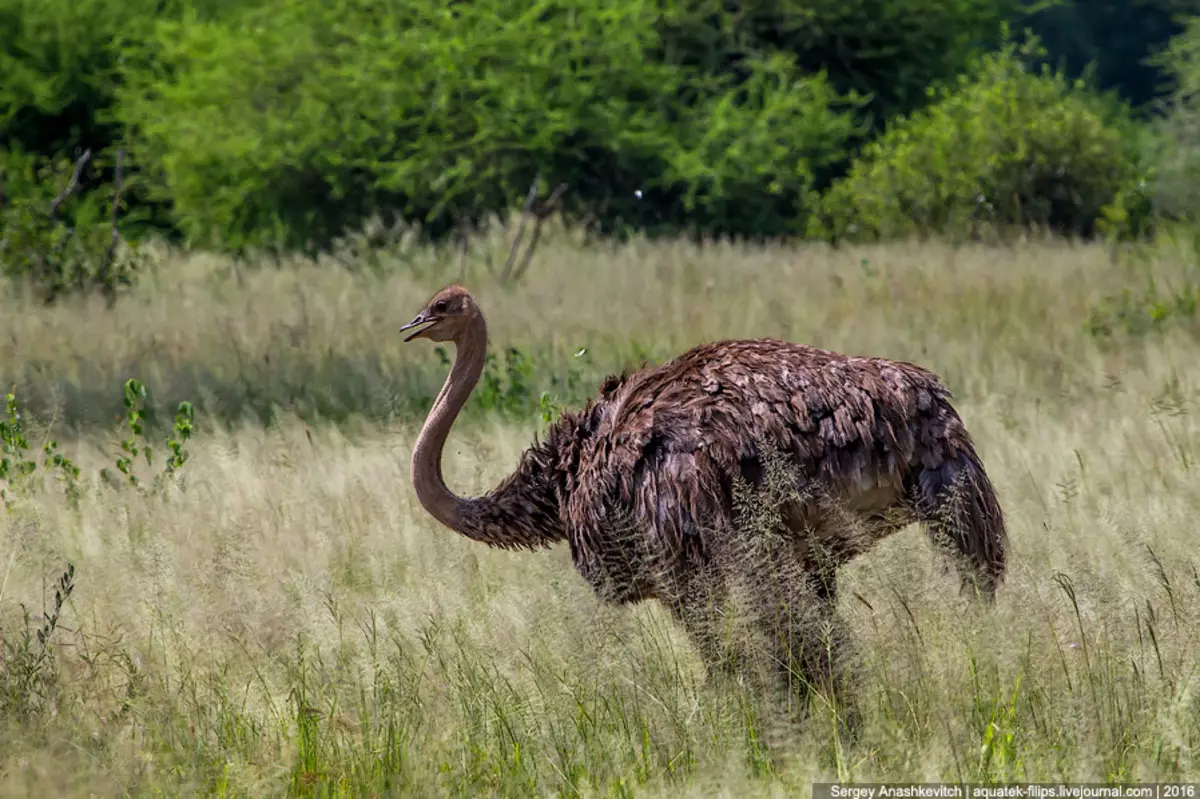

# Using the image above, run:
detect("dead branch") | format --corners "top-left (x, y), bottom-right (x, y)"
top-left (103, 149), bottom-right (126, 266)
top-left (48, 149), bottom-right (92, 221)
top-left (449, 175), bottom-right (569, 287)
top-left (498, 174), bottom-right (543, 284)
top-left (99, 149), bottom-right (126, 308)
top-left (509, 181), bottom-right (568, 283)
top-left (497, 174), bottom-right (569, 285)
top-left (40, 149), bottom-right (96, 297)
top-left (456, 216), bottom-right (496, 283)
top-left (457, 216), bottom-right (471, 282)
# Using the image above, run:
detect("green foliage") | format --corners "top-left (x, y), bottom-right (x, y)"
top-left (660, 0), bottom-right (1031, 124)
top-left (165, 400), bottom-right (194, 477)
top-left (41, 436), bottom-right (83, 507)
top-left (1095, 171), bottom-right (1158, 242)
top-left (102, 377), bottom-right (195, 491)
top-left (1085, 285), bottom-right (1199, 338)
top-left (4, 0), bottom-right (1193, 257)
top-left (0, 392), bottom-right (38, 508)
top-left (813, 38), bottom-right (1144, 242)
top-left (539, 347), bottom-right (593, 424)
top-left (3, 0), bottom-right (1189, 252)
top-left (1085, 231), bottom-right (1200, 338)
top-left (0, 563), bottom-right (75, 722)
top-left (0, 0), bottom-right (263, 239)
top-left (0, 0), bottom-right (153, 156)
top-left (433, 343), bottom-right (593, 421)
top-left (113, 0), bottom-right (863, 252)
top-left (1, 380), bottom-right (197, 508)
top-left (0, 147), bottom-right (145, 304)
top-left (1142, 15), bottom-right (1200, 223)
top-left (1086, 273), bottom-right (1200, 339)
top-left (664, 51), bottom-right (866, 239)
top-left (1022, 0), bottom-right (1200, 110)
top-left (1, 391), bottom-right (81, 510)
top-left (114, 378), bottom-right (151, 486)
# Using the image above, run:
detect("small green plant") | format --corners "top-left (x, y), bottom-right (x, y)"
top-left (474, 348), bottom-right (536, 416)
top-left (101, 378), bottom-right (198, 490)
top-left (1, 392), bottom-right (82, 509)
top-left (538, 392), bottom-right (560, 424)
top-left (432, 343), bottom-right (596, 423)
top-left (164, 401), bottom-right (195, 476)
top-left (2, 381), bottom-right (194, 506)
top-left (0, 562), bottom-right (76, 721)
top-left (114, 378), bottom-right (152, 487)
top-left (1085, 282), bottom-right (1199, 339)
top-left (539, 347), bottom-right (591, 424)
top-left (434, 345), bottom-right (540, 417)
top-left (0, 392), bottom-right (38, 508)
top-left (41, 438), bottom-right (82, 507)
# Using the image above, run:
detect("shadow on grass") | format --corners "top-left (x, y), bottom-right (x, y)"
top-left (5, 342), bottom-right (629, 435)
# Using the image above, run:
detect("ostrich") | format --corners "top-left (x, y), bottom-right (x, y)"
top-left (402, 284), bottom-right (1007, 714)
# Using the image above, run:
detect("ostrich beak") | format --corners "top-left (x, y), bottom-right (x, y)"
top-left (400, 312), bottom-right (434, 342)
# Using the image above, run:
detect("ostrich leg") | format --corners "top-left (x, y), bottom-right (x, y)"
top-left (663, 567), bottom-right (744, 682)
top-left (767, 558), bottom-right (861, 734)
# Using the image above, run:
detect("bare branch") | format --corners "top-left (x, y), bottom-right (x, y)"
top-left (48, 149), bottom-right (92, 221)
top-left (498, 173), bottom-right (542, 283)
top-left (104, 149), bottom-right (126, 267)
top-left (509, 181), bottom-right (568, 283)
top-left (457, 216), bottom-right (471, 282)
top-left (542, 181), bottom-right (569, 213)
top-left (39, 148), bottom-right (96, 299)
top-left (98, 149), bottom-right (127, 308)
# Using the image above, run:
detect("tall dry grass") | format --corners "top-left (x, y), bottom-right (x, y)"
top-left (0, 226), bottom-right (1198, 795)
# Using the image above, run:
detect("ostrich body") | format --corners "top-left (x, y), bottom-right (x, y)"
top-left (403, 285), bottom-right (1007, 705)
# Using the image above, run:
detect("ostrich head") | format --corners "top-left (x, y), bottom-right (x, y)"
top-left (400, 285), bottom-right (480, 343)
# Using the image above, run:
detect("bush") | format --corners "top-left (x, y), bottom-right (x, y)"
top-left (811, 38), bottom-right (1144, 242)
top-left (16, 0), bottom-right (1165, 256)
top-left (0, 147), bottom-right (144, 304)
top-left (0, 0), bottom-right (153, 157)
top-left (1142, 15), bottom-right (1200, 224)
top-left (657, 0), bottom-right (1026, 125)
top-left (114, 0), bottom-right (862, 253)
top-left (657, 51), bottom-right (867, 240)
top-left (0, 0), bottom-right (247, 242)
top-left (1020, 0), bottom-right (1197, 110)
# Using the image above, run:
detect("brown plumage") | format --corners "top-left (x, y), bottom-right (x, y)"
top-left (404, 285), bottom-right (1007, 708)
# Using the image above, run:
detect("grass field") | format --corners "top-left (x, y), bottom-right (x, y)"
top-left (1, 225), bottom-right (1199, 796)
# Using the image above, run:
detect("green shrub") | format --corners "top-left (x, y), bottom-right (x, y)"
top-left (16, 0), bottom-right (1143, 254)
top-left (0, 0), bottom-right (249, 241)
top-left (658, 0), bottom-right (1027, 124)
top-left (1141, 15), bottom-right (1200, 224)
top-left (664, 51), bottom-right (866, 239)
top-left (0, 147), bottom-right (145, 304)
top-left (0, 0), bottom-right (153, 157)
top-left (1020, 0), bottom-right (1196, 110)
top-left (812, 38), bottom-right (1143, 242)
top-left (114, 0), bottom-right (861, 253)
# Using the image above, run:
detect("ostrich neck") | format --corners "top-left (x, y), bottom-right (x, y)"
top-left (410, 312), bottom-right (567, 551)
top-left (410, 315), bottom-right (488, 532)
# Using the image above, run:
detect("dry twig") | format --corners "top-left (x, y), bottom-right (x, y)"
top-left (485, 173), bottom-right (569, 286)
top-left (48, 149), bottom-right (93, 221)
top-left (99, 149), bottom-right (127, 307)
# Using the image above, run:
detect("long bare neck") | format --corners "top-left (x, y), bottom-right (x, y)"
top-left (410, 313), bottom-right (567, 550)
top-left (410, 315), bottom-right (488, 531)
